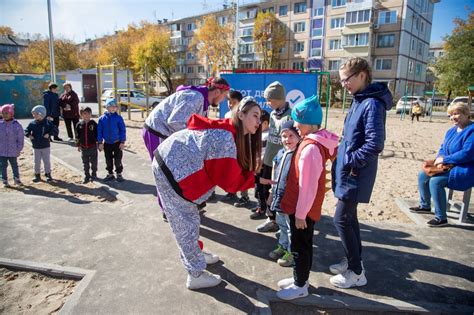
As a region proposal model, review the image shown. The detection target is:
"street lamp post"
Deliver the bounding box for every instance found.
[47,0,56,82]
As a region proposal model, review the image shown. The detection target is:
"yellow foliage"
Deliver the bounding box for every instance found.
[253,11,286,69]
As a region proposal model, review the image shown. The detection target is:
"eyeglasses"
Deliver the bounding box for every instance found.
[340,72,359,85]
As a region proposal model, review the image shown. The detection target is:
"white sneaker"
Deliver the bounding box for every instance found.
[330,269,367,289]
[203,251,219,265]
[186,270,221,290]
[277,278,308,289]
[329,257,365,275]
[2,180,9,188]
[276,283,309,300]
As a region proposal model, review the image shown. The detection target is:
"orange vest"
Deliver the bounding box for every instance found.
[280,137,332,222]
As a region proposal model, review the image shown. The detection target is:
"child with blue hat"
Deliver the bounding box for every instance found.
[276,95,339,300]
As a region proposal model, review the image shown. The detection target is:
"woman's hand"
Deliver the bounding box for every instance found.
[434,156,444,166]
[259,178,276,185]
[295,217,307,229]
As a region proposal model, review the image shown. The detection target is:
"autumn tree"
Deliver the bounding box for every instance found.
[191,14,234,75]
[434,10,474,99]
[253,11,286,69]
[131,26,177,95]
[0,26,14,36]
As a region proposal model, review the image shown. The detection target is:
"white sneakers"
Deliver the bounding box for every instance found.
[276,281,309,300]
[329,257,348,274]
[203,251,219,265]
[186,270,221,290]
[330,269,367,289]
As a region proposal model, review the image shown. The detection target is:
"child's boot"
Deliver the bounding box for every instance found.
[104,173,115,181]
[91,172,97,181]
[83,175,90,184]
[45,173,53,182]
[116,173,124,182]
[14,177,23,186]
[33,174,41,183]
[2,179,9,188]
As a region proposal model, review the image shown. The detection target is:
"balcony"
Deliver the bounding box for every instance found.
[346,0,373,11]
[171,31,184,38]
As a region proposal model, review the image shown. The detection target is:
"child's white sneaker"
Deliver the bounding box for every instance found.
[277,278,308,289]
[329,257,365,275]
[186,270,221,290]
[276,282,309,300]
[203,251,219,265]
[330,269,367,289]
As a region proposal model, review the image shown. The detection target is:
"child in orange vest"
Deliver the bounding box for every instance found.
[276,95,338,300]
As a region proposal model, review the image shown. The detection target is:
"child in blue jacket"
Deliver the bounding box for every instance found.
[97,98,126,182]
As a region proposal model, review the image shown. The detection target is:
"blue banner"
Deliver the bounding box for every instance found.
[219,72,318,118]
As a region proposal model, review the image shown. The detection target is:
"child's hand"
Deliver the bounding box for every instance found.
[295,218,307,229]
[77,146,82,152]
[98,143,104,151]
[259,178,276,185]
[29,135,34,140]
[43,133,49,139]
[119,143,125,150]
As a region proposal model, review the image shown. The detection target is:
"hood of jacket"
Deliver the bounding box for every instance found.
[306,129,339,157]
[353,82,393,111]
[187,114,236,137]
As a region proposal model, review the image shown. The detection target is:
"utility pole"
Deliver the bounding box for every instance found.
[234,0,239,69]
[47,0,56,82]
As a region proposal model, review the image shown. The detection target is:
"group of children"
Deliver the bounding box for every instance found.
[0,95,127,186]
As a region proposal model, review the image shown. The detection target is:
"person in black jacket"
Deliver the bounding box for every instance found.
[43,82,63,141]
[76,107,98,183]
[24,105,58,182]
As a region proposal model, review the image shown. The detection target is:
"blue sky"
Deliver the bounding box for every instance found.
[0,0,471,43]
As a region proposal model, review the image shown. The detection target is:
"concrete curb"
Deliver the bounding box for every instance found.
[395,197,428,226]
[0,257,96,315]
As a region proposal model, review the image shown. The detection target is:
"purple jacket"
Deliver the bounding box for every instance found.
[0,119,24,157]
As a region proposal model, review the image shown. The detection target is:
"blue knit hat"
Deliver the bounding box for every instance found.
[291,95,322,125]
[105,98,117,107]
[31,105,47,117]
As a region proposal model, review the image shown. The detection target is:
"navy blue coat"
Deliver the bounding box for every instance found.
[439,123,474,191]
[43,90,60,118]
[24,118,58,149]
[333,83,393,203]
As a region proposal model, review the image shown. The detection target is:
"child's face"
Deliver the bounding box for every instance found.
[281,130,299,151]
[2,111,12,120]
[266,99,285,110]
[228,97,240,110]
[107,105,118,113]
[261,120,269,132]
[81,111,91,121]
[32,112,43,121]
[294,122,314,136]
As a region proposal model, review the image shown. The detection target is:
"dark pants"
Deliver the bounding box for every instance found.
[81,146,98,177]
[411,114,420,121]
[52,117,61,139]
[64,117,79,139]
[256,164,273,217]
[289,214,315,287]
[104,142,123,174]
[333,199,362,274]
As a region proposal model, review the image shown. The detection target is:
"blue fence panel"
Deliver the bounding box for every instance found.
[0,74,65,118]
[219,72,318,118]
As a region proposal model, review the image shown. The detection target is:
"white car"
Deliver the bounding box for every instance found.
[395,96,426,114]
[101,89,165,110]
[449,96,469,107]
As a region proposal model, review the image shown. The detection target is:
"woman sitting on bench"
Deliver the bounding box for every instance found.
[410,102,474,227]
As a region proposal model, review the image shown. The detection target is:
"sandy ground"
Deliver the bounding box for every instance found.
[0,268,76,314]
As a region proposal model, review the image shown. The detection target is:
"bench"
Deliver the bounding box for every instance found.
[447,188,472,223]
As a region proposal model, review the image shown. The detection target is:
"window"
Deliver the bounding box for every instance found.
[294,2,307,14]
[279,46,286,53]
[375,58,392,70]
[332,0,346,8]
[218,16,228,25]
[187,23,195,31]
[187,66,194,74]
[428,51,435,58]
[415,63,422,75]
[311,39,322,57]
[378,10,396,25]
[418,42,424,56]
[311,19,323,36]
[279,5,288,16]
[346,9,370,24]
[329,60,341,70]
[439,51,444,57]
[329,39,342,50]
[294,22,306,33]
[331,17,345,29]
[239,8,257,20]
[294,42,305,53]
[186,52,195,60]
[408,61,413,73]
[314,7,324,17]
[198,65,205,73]
[262,7,274,13]
[411,39,416,51]
[420,21,424,33]
[241,27,253,37]
[343,33,369,47]
[292,61,305,70]
[240,43,254,54]
[377,34,395,48]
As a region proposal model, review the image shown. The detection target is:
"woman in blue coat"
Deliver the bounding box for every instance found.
[410,102,474,226]
[330,57,393,289]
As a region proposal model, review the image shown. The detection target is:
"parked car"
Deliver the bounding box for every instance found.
[395,96,426,114]
[101,89,165,111]
[449,96,473,117]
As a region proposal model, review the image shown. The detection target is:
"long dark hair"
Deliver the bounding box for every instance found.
[232,101,262,172]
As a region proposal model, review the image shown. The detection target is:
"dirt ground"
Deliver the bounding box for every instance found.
[0,268,76,315]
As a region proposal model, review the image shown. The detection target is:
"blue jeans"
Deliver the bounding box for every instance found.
[275,211,290,250]
[417,170,449,220]
[333,199,362,274]
[0,156,19,180]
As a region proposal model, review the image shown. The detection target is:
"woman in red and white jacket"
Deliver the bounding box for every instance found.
[152,96,263,290]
